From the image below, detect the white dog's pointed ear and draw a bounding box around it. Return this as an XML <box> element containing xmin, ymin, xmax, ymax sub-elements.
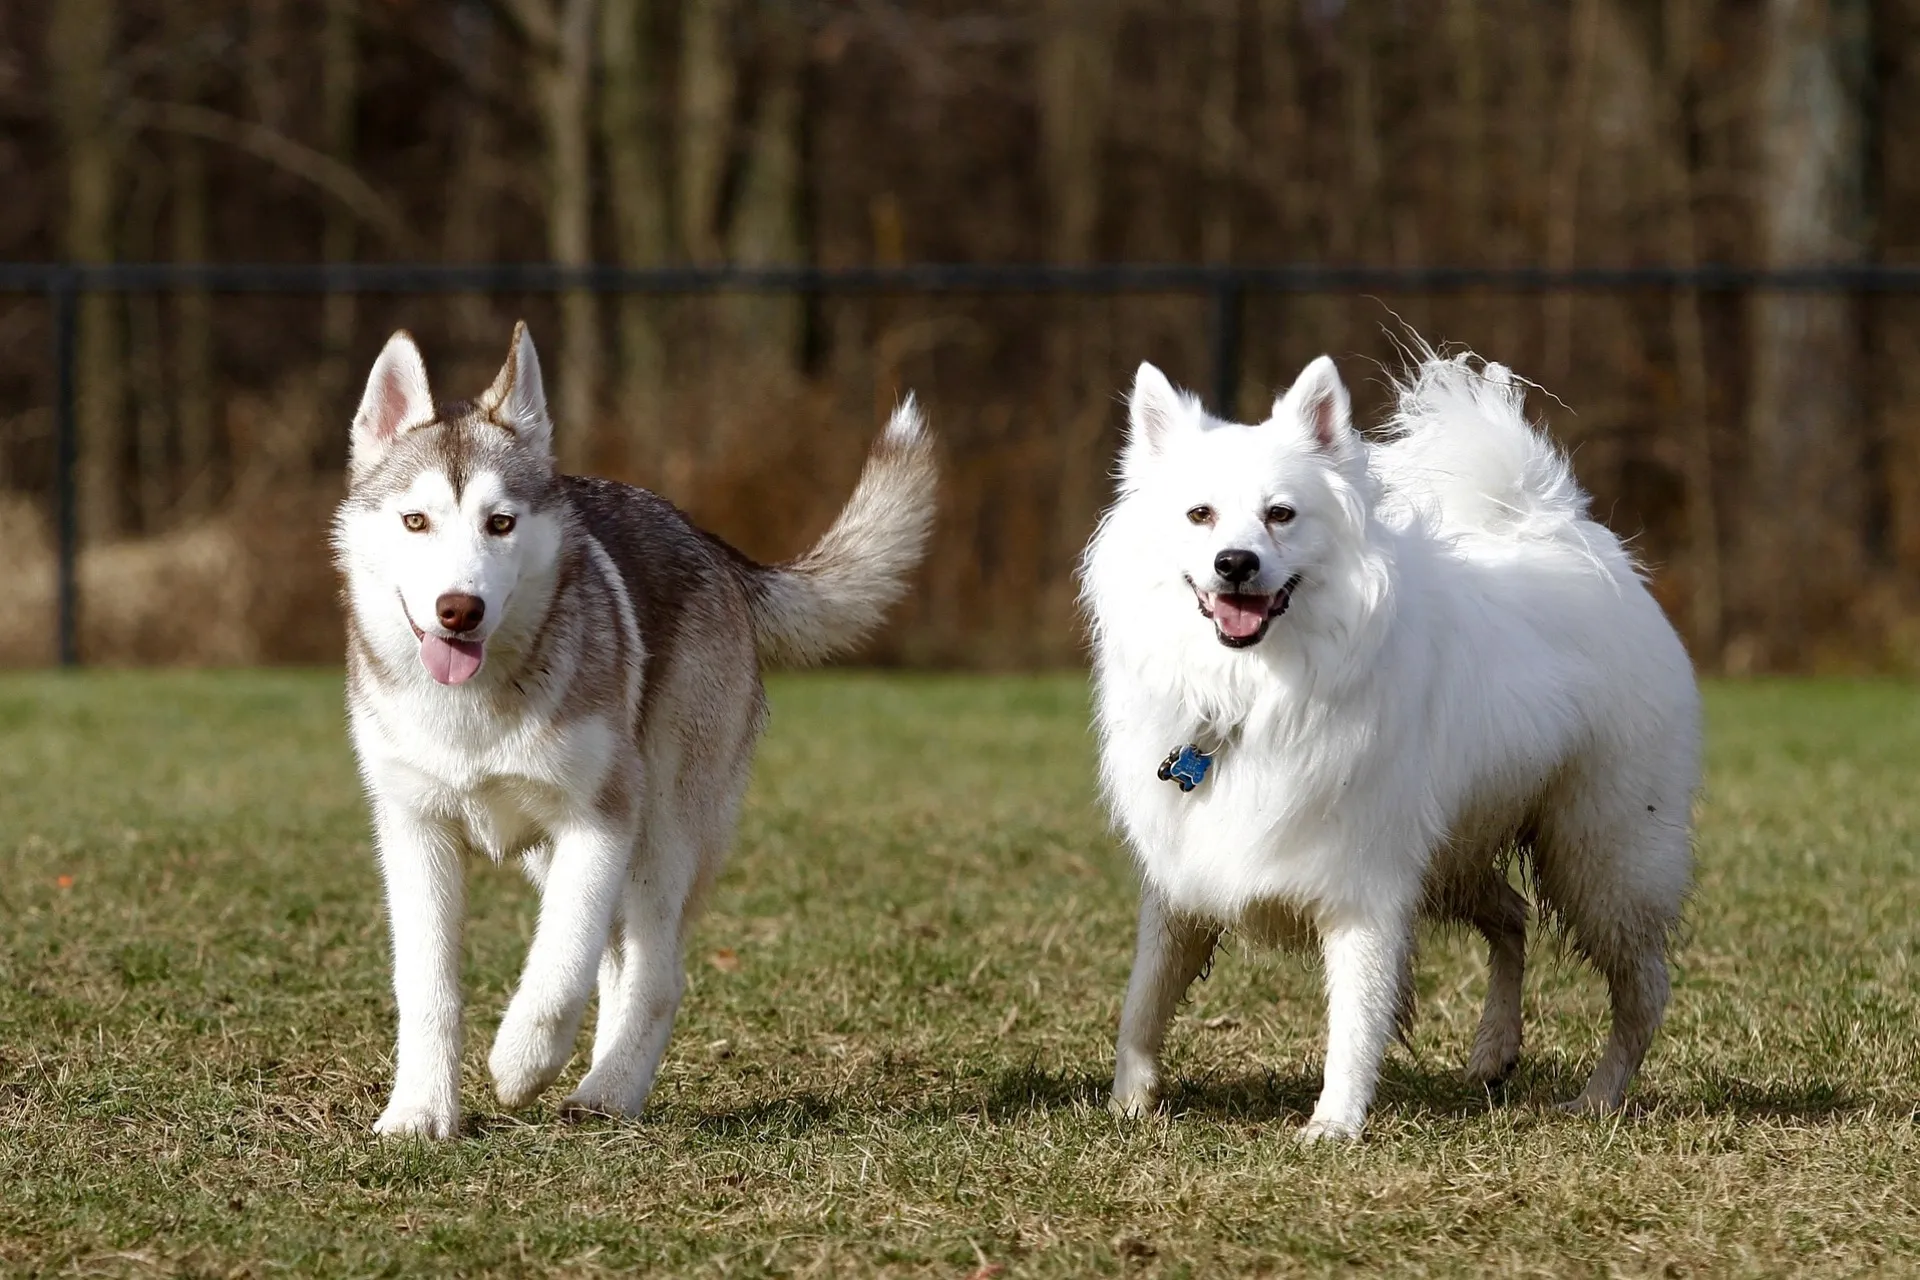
<box><xmin>1275</xmin><ymin>355</ymin><xmax>1353</xmax><ymax>454</ymax></box>
<box><xmin>480</xmin><ymin>320</ymin><xmax>554</xmax><ymax>458</ymax></box>
<box><xmin>350</xmin><ymin>331</ymin><xmax>434</xmax><ymax>471</ymax></box>
<box><xmin>1128</xmin><ymin>362</ymin><xmax>1186</xmax><ymax>456</ymax></box>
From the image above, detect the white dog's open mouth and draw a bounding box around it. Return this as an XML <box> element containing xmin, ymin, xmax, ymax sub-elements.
<box><xmin>1188</xmin><ymin>574</ymin><xmax>1304</xmax><ymax>648</ymax></box>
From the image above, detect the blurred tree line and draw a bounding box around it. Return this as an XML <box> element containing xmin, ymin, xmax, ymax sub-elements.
<box><xmin>0</xmin><ymin>0</ymin><xmax>1913</xmax><ymax>669</ymax></box>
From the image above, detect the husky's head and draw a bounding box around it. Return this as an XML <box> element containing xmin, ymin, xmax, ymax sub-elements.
<box><xmin>333</xmin><ymin>323</ymin><xmax>565</xmax><ymax>686</ymax></box>
<box><xmin>1111</xmin><ymin>356</ymin><xmax>1371</xmax><ymax>650</ymax></box>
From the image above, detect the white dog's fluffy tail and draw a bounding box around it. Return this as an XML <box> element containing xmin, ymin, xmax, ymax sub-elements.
<box><xmin>1376</xmin><ymin>352</ymin><xmax>1589</xmax><ymax>539</ymax></box>
<box><xmin>744</xmin><ymin>400</ymin><xmax>938</xmax><ymax>667</ymax></box>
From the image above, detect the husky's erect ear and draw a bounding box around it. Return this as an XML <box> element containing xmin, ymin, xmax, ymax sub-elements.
<box><xmin>1274</xmin><ymin>355</ymin><xmax>1353</xmax><ymax>456</ymax></box>
<box><xmin>1125</xmin><ymin>362</ymin><xmax>1189</xmax><ymax>461</ymax></box>
<box><xmin>479</xmin><ymin>320</ymin><xmax>554</xmax><ymax>458</ymax></box>
<box><xmin>350</xmin><ymin>331</ymin><xmax>434</xmax><ymax>472</ymax></box>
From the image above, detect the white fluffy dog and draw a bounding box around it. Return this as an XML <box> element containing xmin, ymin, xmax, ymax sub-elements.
<box><xmin>1081</xmin><ymin>350</ymin><xmax>1699</xmax><ymax>1141</ymax></box>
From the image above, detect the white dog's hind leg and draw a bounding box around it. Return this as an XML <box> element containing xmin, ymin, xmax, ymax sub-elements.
<box><xmin>1565</xmin><ymin>945</ymin><xmax>1670</xmax><ymax>1115</ymax></box>
<box><xmin>1537</xmin><ymin>802</ymin><xmax>1687</xmax><ymax>1115</ymax></box>
<box><xmin>1463</xmin><ymin>879</ymin><xmax>1528</xmax><ymax>1086</ymax></box>
<box><xmin>371</xmin><ymin>799</ymin><xmax>467</xmax><ymax>1140</ymax></box>
<box><xmin>489</xmin><ymin>816</ymin><xmax>634</xmax><ymax>1108</ymax></box>
<box><xmin>1111</xmin><ymin>888</ymin><xmax>1218</xmax><ymax>1117</ymax></box>
<box><xmin>1301</xmin><ymin>911</ymin><xmax>1414</xmax><ymax>1143</ymax></box>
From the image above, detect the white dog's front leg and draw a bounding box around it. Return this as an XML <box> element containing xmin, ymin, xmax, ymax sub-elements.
<box><xmin>489</xmin><ymin>816</ymin><xmax>632</xmax><ymax>1108</ymax></box>
<box><xmin>370</xmin><ymin>798</ymin><xmax>466</xmax><ymax>1140</ymax></box>
<box><xmin>1301</xmin><ymin>912</ymin><xmax>1412</xmax><ymax>1143</ymax></box>
<box><xmin>1111</xmin><ymin>887</ymin><xmax>1218</xmax><ymax>1117</ymax></box>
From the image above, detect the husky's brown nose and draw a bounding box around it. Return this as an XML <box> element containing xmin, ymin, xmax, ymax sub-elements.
<box><xmin>436</xmin><ymin>593</ymin><xmax>485</xmax><ymax>634</ymax></box>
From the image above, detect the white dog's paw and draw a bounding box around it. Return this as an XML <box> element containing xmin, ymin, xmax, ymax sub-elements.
<box><xmin>1295</xmin><ymin>1114</ymin><xmax>1364</xmax><ymax>1145</ymax></box>
<box><xmin>373</xmin><ymin>1099</ymin><xmax>461</xmax><ymax>1140</ymax></box>
<box><xmin>489</xmin><ymin>1011</ymin><xmax>575</xmax><ymax>1109</ymax></box>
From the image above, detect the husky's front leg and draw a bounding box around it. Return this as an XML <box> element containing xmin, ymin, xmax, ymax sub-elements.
<box><xmin>489</xmin><ymin>815</ymin><xmax>633</xmax><ymax>1108</ymax></box>
<box><xmin>1300</xmin><ymin>910</ymin><xmax>1413</xmax><ymax>1143</ymax></box>
<box><xmin>371</xmin><ymin>798</ymin><xmax>467</xmax><ymax>1140</ymax></box>
<box><xmin>1111</xmin><ymin>886</ymin><xmax>1219</xmax><ymax>1117</ymax></box>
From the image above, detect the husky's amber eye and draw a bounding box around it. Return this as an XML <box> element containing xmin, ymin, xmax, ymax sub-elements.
<box><xmin>401</xmin><ymin>512</ymin><xmax>428</xmax><ymax>532</ymax></box>
<box><xmin>1186</xmin><ymin>505</ymin><xmax>1215</xmax><ymax>526</ymax></box>
<box><xmin>488</xmin><ymin>513</ymin><xmax>517</xmax><ymax>536</ymax></box>
<box><xmin>1266</xmin><ymin>504</ymin><xmax>1296</xmax><ymax>525</ymax></box>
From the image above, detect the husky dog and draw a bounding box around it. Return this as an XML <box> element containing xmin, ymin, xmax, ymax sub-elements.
<box><xmin>334</xmin><ymin>323</ymin><xmax>935</xmax><ymax>1138</ymax></box>
<box><xmin>1082</xmin><ymin>351</ymin><xmax>1699</xmax><ymax>1141</ymax></box>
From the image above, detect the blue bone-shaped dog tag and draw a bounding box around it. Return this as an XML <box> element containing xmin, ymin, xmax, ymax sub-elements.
<box><xmin>1157</xmin><ymin>744</ymin><xmax>1213</xmax><ymax>792</ymax></box>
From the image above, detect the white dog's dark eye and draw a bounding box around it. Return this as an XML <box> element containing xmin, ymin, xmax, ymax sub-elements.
<box><xmin>1266</xmin><ymin>504</ymin><xmax>1296</xmax><ymax>525</ymax></box>
<box><xmin>401</xmin><ymin>512</ymin><xmax>428</xmax><ymax>532</ymax></box>
<box><xmin>488</xmin><ymin>513</ymin><xmax>517</xmax><ymax>536</ymax></box>
<box><xmin>1186</xmin><ymin>505</ymin><xmax>1216</xmax><ymax>526</ymax></box>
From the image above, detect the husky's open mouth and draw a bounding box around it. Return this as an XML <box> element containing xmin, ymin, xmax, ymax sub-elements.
<box><xmin>1187</xmin><ymin>574</ymin><xmax>1304</xmax><ymax>649</ymax></box>
<box><xmin>401</xmin><ymin>596</ymin><xmax>486</xmax><ymax>686</ymax></box>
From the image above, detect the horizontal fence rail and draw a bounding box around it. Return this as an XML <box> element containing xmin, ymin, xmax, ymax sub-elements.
<box><xmin>7</xmin><ymin>259</ymin><xmax>1915</xmax><ymax>666</ymax></box>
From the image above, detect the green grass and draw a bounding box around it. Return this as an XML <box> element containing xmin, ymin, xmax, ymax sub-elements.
<box><xmin>2</xmin><ymin>672</ymin><xmax>1918</xmax><ymax>1277</ymax></box>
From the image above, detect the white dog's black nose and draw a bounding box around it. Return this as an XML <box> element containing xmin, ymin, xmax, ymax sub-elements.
<box><xmin>1214</xmin><ymin>549</ymin><xmax>1260</xmax><ymax>584</ymax></box>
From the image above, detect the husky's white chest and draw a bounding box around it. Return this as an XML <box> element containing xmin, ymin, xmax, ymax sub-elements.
<box><xmin>352</xmin><ymin>682</ymin><xmax>625</xmax><ymax>860</ymax></box>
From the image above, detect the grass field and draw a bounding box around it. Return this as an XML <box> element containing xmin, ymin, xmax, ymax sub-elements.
<box><xmin>2</xmin><ymin>672</ymin><xmax>1918</xmax><ymax>1277</ymax></box>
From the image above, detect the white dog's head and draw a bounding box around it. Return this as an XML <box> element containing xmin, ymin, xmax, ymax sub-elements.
<box><xmin>332</xmin><ymin>323</ymin><xmax>566</xmax><ymax>686</ymax></box>
<box><xmin>1114</xmin><ymin>356</ymin><xmax>1371</xmax><ymax>650</ymax></box>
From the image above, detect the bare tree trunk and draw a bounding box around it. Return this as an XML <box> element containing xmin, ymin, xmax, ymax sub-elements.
<box><xmin>1743</xmin><ymin>0</ymin><xmax>1870</xmax><ymax>668</ymax></box>
<box><xmin>1660</xmin><ymin>0</ymin><xmax>1723</xmax><ymax>662</ymax></box>
<box><xmin>506</xmin><ymin>0</ymin><xmax>601</xmax><ymax>472</ymax></box>
<box><xmin>1038</xmin><ymin>0</ymin><xmax>1116</xmax><ymax>643</ymax></box>
<box><xmin>167</xmin><ymin>1</ymin><xmax>216</xmax><ymax>519</ymax></box>
<box><xmin>678</xmin><ymin>0</ymin><xmax>737</xmax><ymax>265</ymax></box>
<box><xmin>600</xmin><ymin>0</ymin><xmax>672</xmax><ymax>440</ymax></box>
<box><xmin>1543</xmin><ymin>0</ymin><xmax>1600</xmax><ymax>389</ymax></box>
<box><xmin>1199</xmin><ymin>0</ymin><xmax>1240</xmax><ymax>266</ymax></box>
<box><xmin>50</xmin><ymin>0</ymin><xmax>123</xmax><ymax>544</ymax></box>
<box><xmin>725</xmin><ymin>3</ymin><xmax>806</xmax><ymax>377</ymax></box>
<box><xmin>446</xmin><ymin>0</ymin><xmax>499</xmax><ymax>349</ymax></box>
<box><xmin>320</xmin><ymin>0</ymin><xmax>359</xmax><ymax>430</ymax></box>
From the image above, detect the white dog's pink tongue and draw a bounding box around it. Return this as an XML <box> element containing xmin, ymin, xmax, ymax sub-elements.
<box><xmin>1211</xmin><ymin>594</ymin><xmax>1270</xmax><ymax>640</ymax></box>
<box><xmin>419</xmin><ymin>634</ymin><xmax>485</xmax><ymax>685</ymax></box>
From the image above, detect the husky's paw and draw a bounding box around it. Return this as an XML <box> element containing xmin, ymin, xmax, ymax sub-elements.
<box><xmin>1555</xmin><ymin>1091</ymin><xmax>1624</xmax><ymax>1118</ymax></box>
<box><xmin>373</xmin><ymin>1099</ymin><xmax>461</xmax><ymax>1140</ymax></box>
<box><xmin>1108</xmin><ymin>1085</ymin><xmax>1161</xmax><ymax>1120</ymax></box>
<box><xmin>1295</xmin><ymin>1114</ymin><xmax>1364</xmax><ymax>1145</ymax></box>
<box><xmin>1464</xmin><ymin>1044</ymin><xmax>1520</xmax><ymax>1089</ymax></box>
<box><xmin>489</xmin><ymin>1013</ymin><xmax>575</xmax><ymax>1109</ymax></box>
<box><xmin>558</xmin><ymin>1069</ymin><xmax>650</xmax><ymax>1122</ymax></box>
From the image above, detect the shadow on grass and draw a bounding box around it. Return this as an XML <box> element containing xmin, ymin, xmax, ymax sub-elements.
<box><xmin>908</xmin><ymin>1058</ymin><xmax>1863</xmax><ymax>1129</ymax></box>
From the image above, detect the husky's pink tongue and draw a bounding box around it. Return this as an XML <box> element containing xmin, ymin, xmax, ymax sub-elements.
<box><xmin>1210</xmin><ymin>593</ymin><xmax>1271</xmax><ymax>640</ymax></box>
<box><xmin>419</xmin><ymin>634</ymin><xmax>486</xmax><ymax>685</ymax></box>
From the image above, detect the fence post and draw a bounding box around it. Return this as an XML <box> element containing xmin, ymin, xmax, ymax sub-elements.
<box><xmin>49</xmin><ymin>271</ymin><xmax>79</xmax><ymax>667</ymax></box>
<box><xmin>1209</xmin><ymin>276</ymin><xmax>1243</xmax><ymax>420</ymax></box>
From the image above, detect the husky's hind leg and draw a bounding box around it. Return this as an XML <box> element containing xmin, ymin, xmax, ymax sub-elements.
<box><xmin>560</xmin><ymin>824</ymin><xmax>697</xmax><ymax>1119</ymax></box>
<box><xmin>489</xmin><ymin>812</ymin><xmax>638</xmax><ymax>1109</ymax></box>
<box><xmin>1460</xmin><ymin>876</ymin><xmax>1528</xmax><ymax>1087</ymax></box>
<box><xmin>1111</xmin><ymin>887</ymin><xmax>1219</xmax><ymax>1117</ymax></box>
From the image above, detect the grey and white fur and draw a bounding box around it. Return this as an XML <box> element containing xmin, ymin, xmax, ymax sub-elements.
<box><xmin>333</xmin><ymin>323</ymin><xmax>936</xmax><ymax>1138</ymax></box>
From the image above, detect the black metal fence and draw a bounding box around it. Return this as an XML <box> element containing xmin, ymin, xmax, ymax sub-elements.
<box><xmin>4</xmin><ymin>259</ymin><xmax>1913</xmax><ymax>666</ymax></box>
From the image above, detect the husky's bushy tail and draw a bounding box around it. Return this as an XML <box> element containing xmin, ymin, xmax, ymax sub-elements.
<box><xmin>743</xmin><ymin>400</ymin><xmax>938</xmax><ymax>666</ymax></box>
<box><xmin>1375</xmin><ymin>351</ymin><xmax>1589</xmax><ymax>539</ymax></box>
